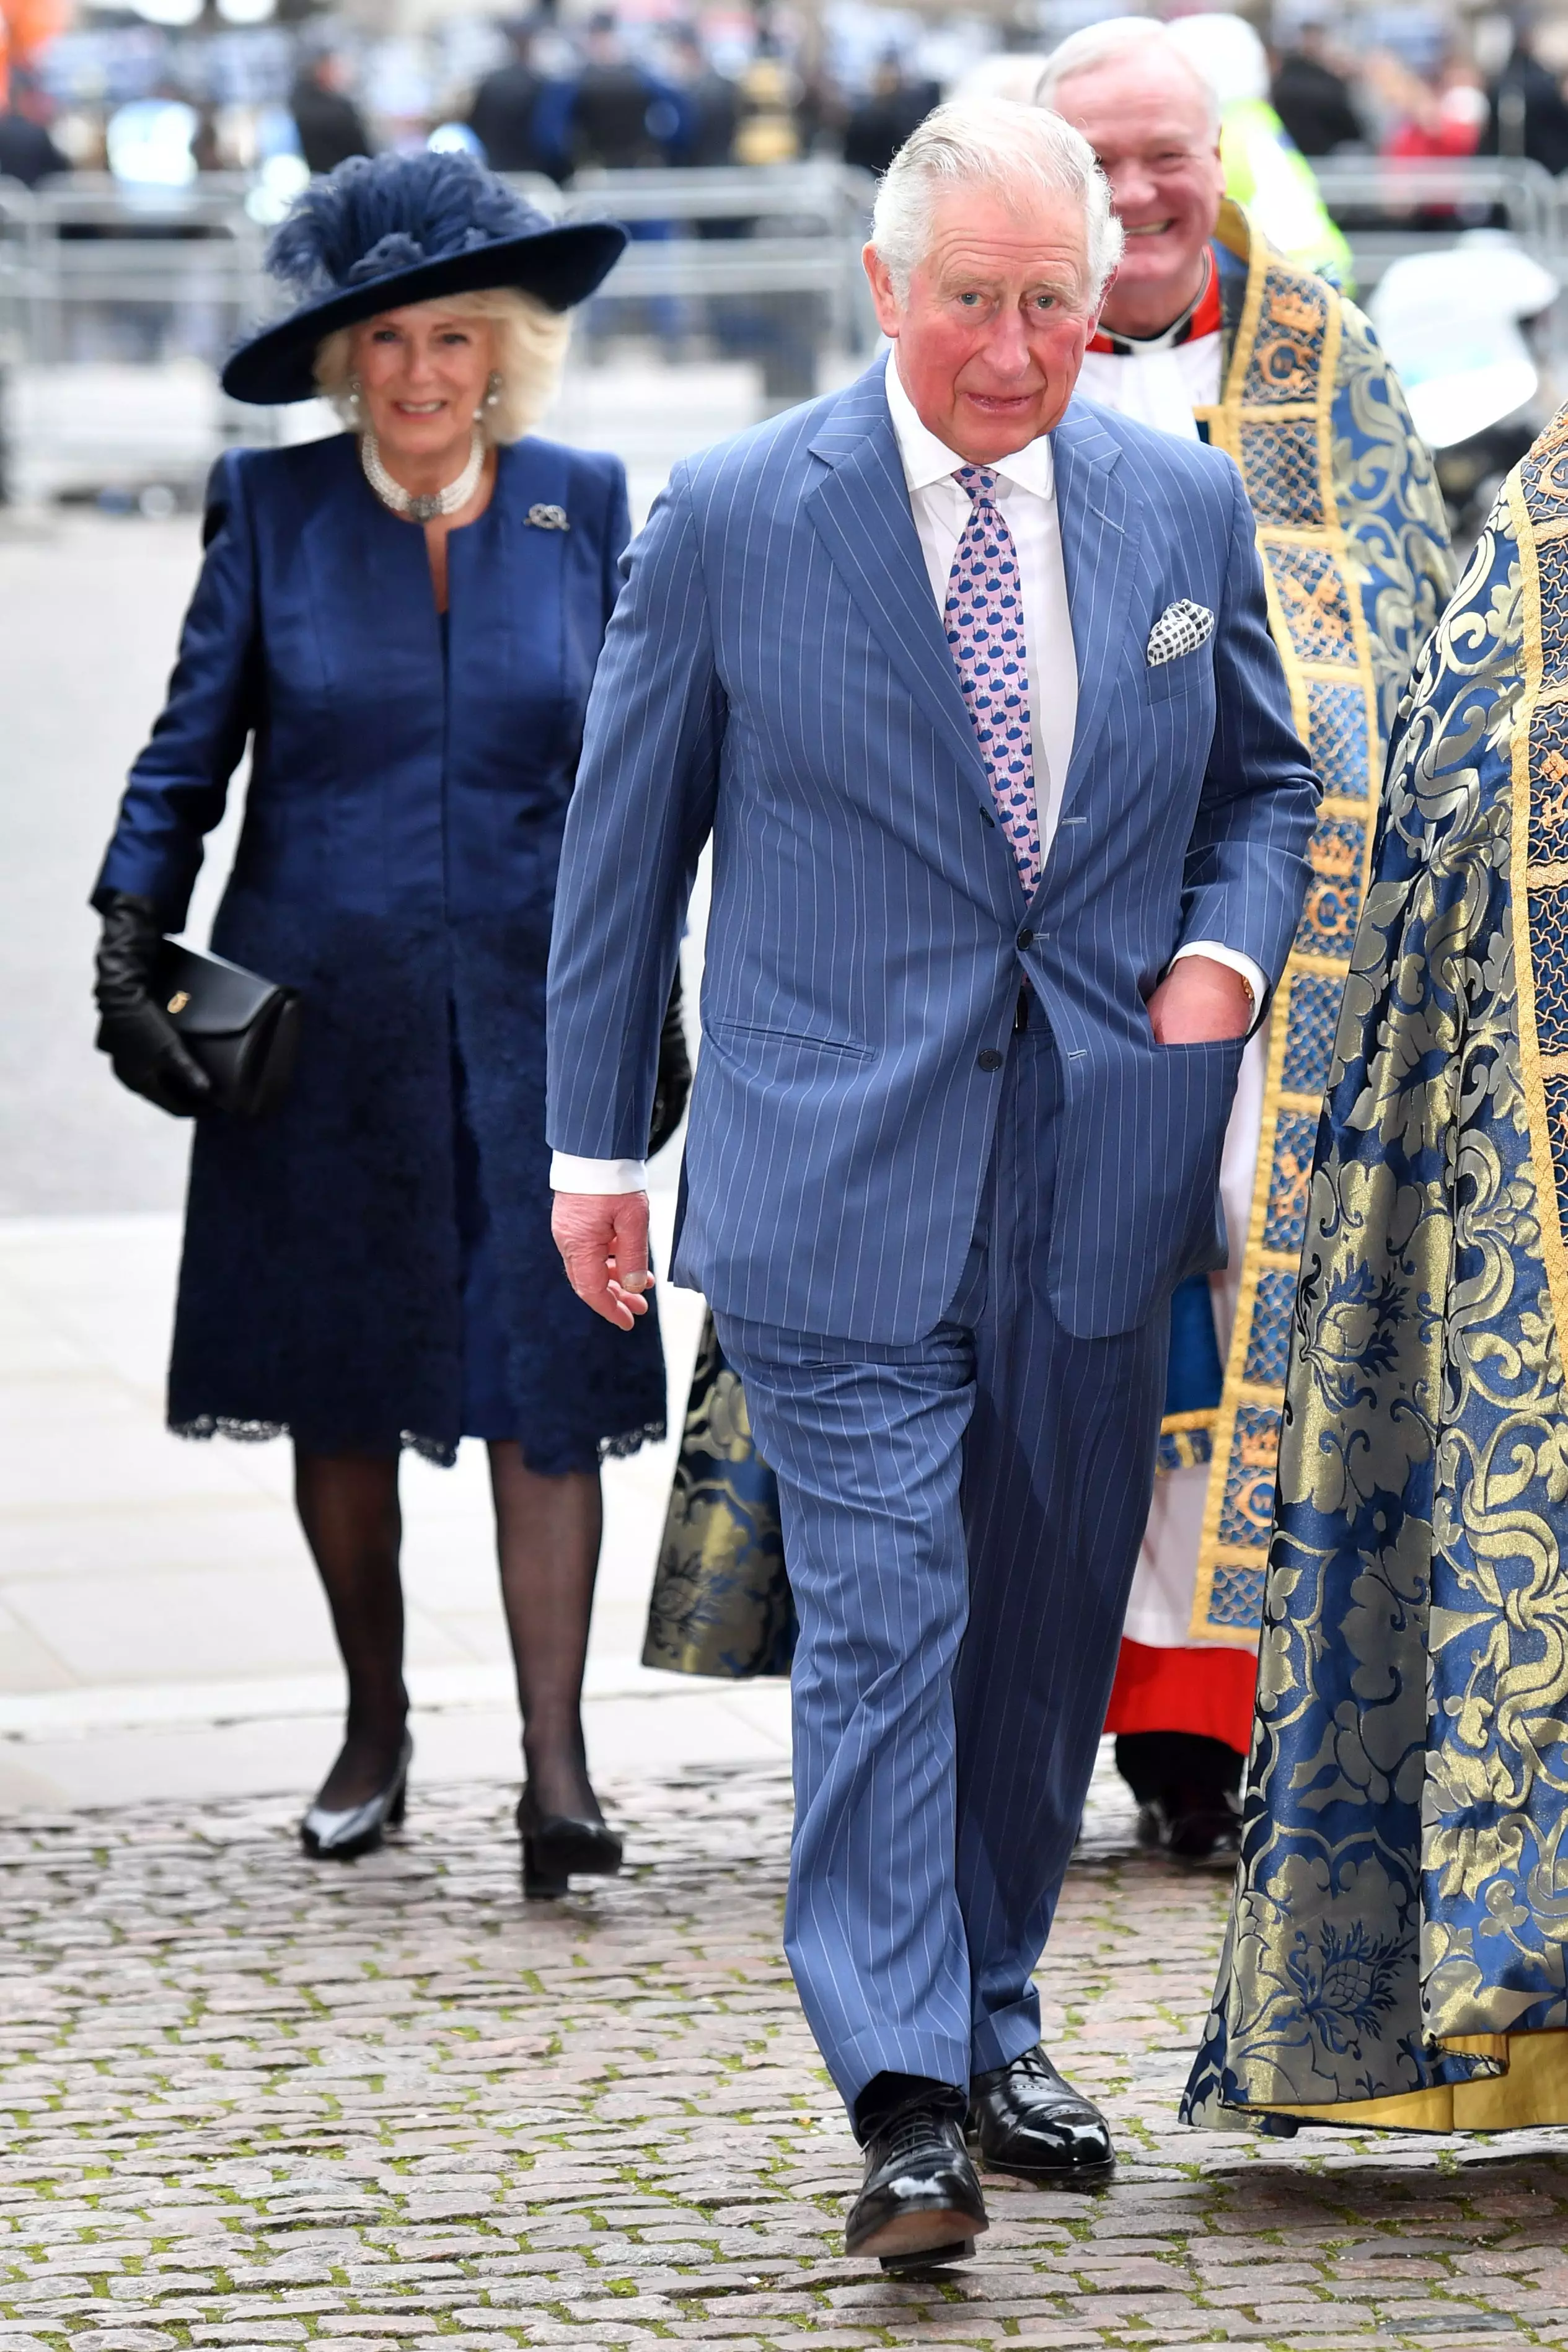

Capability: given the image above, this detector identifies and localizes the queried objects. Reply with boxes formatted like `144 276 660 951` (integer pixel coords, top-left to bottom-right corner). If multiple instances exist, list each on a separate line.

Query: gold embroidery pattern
642 1313 793 1678
1185 432 1568 2130
1513 412 1568 1383
1186 206 1453 1643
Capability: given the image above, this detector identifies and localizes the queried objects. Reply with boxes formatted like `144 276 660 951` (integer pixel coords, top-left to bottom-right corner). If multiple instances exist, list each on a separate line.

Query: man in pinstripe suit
547 100 1316 2267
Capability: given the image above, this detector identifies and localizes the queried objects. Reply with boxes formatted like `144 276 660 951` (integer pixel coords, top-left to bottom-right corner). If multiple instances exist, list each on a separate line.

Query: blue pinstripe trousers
718 1020 1168 2112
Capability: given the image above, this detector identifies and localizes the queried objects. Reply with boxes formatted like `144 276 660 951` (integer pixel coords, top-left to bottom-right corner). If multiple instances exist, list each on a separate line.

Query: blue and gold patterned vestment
1181 204 1453 1647
1184 407 1568 2133
643 1313 792 1678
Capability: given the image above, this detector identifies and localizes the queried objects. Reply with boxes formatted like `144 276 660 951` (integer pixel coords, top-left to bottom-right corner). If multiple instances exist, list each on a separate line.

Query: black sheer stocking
488 1443 603 1821
294 1448 408 1810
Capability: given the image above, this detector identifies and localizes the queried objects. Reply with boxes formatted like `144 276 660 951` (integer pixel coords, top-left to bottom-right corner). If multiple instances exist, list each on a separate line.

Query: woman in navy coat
90 154 677 1890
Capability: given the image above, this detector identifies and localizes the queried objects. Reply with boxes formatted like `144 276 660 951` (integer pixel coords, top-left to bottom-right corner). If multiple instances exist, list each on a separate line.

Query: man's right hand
552 1190 653 1329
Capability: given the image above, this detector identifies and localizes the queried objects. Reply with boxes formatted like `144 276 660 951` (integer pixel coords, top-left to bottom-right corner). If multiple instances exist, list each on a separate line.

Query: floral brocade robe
1184 412 1568 2131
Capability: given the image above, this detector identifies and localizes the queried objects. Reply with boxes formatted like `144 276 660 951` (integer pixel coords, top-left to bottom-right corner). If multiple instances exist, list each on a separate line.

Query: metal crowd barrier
535 163 878 364
2 152 1567 501
0 162 879 503
1312 154 1564 289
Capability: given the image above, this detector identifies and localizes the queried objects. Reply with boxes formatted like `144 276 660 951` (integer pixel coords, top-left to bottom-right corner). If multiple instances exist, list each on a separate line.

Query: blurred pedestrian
1168 11 1352 284
668 22 738 167
733 25 801 166
0 73 69 185
1480 21 1568 174
1269 18 1363 156
469 19 563 180
189 104 222 175
1039 15 1453 1857
569 12 680 170
290 48 373 178
90 153 679 1895
842 54 937 177
1376 52 1486 162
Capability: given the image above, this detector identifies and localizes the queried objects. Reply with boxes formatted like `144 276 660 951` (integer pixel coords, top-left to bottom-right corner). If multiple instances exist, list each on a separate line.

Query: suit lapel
805 368 993 801
1052 400 1138 824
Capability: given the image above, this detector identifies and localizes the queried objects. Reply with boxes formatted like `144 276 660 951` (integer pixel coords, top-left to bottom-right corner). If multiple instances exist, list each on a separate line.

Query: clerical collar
1089 247 1220 358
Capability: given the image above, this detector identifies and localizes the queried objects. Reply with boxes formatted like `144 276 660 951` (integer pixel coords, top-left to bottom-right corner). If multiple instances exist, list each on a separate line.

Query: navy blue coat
95 429 666 1468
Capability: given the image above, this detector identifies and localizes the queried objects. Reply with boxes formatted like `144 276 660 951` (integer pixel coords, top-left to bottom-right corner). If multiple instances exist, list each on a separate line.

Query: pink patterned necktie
944 464 1040 894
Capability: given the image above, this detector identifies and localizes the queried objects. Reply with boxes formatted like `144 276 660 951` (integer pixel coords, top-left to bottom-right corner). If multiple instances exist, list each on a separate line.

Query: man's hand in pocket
1147 956 1253 1044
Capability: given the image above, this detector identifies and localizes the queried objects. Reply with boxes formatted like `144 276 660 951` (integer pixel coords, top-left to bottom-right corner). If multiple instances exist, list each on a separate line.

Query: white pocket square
1146 600 1215 666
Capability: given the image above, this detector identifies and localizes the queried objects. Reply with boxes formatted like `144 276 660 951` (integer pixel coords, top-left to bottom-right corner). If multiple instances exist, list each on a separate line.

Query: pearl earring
484 371 502 408
346 374 363 412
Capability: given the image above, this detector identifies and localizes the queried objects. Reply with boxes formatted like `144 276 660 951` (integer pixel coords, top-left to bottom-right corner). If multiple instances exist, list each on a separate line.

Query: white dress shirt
551 352 1262 1196
1078 332 1222 443
883 353 1079 860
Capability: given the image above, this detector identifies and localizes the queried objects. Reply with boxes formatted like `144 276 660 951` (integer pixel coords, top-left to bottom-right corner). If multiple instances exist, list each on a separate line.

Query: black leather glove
648 968 692 1156
94 891 213 1118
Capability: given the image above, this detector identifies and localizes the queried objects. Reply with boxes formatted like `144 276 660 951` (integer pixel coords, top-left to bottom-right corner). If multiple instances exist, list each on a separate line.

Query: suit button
977 1048 1003 1071
1017 927 1035 949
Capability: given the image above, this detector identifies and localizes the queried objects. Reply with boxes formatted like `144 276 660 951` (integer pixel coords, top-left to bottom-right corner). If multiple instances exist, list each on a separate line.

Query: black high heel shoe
516 1784 623 1898
301 1730 413 1861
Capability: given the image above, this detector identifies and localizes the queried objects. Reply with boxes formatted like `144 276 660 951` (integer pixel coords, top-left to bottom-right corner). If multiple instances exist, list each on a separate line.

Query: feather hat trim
222 151 625 407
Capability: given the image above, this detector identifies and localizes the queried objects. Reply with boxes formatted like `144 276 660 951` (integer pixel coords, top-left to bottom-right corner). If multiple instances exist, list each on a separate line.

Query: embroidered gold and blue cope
643 1313 793 1679
1176 203 1454 1650
1184 404 1568 2133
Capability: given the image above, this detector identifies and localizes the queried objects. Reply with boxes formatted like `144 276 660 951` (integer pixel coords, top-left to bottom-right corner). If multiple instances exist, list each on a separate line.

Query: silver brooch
526 503 570 532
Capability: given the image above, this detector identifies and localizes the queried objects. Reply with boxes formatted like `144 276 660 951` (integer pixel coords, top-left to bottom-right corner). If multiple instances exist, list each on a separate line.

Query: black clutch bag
151 941 302 1121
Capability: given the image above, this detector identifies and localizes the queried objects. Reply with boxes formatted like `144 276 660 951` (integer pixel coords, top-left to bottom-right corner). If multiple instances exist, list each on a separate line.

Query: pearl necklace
361 426 485 525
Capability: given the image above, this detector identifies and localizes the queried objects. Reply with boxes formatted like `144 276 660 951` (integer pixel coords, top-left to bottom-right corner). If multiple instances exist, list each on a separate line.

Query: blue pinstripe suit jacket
546 358 1317 1343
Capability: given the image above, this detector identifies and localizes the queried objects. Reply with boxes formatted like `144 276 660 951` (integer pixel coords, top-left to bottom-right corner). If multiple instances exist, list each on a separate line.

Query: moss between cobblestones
0 1766 1566 2350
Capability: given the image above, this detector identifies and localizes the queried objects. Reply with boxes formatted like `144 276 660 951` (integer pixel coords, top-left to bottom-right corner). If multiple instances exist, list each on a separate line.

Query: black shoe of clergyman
967 2045 1116 2187
1165 1787 1243 1865
844 2096 989 2270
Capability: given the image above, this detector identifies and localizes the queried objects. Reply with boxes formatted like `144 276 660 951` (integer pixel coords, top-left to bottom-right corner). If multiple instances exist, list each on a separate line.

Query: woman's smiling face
350 302 496 471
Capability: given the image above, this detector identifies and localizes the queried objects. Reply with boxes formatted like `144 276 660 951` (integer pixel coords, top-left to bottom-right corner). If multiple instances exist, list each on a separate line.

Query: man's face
1049 57 1223 330
863 185 1096 464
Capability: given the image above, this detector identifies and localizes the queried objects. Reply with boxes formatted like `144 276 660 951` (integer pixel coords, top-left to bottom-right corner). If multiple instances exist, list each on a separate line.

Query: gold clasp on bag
167 990 190 1015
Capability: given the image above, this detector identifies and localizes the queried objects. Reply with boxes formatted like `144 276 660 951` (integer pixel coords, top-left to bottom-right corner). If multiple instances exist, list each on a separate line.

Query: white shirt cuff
1173 940 1270 1037
550 1153 649 1194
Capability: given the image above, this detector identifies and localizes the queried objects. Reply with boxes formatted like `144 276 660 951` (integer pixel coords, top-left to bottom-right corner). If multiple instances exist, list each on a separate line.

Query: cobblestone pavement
3 1762 1567 2352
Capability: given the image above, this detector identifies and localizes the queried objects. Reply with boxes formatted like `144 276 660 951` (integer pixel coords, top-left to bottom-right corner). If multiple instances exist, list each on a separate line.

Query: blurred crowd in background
4 0 1568 199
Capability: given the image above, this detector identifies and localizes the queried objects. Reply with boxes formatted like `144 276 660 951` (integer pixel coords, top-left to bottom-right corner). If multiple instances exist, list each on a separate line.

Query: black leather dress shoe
301 1731 412 1861
1166 1787 1242 1864
968 2045 1115 2187
844 2094 988 2270
516 1787 623 1898
1136 1789 1243 1864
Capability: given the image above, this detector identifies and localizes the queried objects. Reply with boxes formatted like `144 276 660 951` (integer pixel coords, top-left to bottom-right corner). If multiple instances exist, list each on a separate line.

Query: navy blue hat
221 151 626 407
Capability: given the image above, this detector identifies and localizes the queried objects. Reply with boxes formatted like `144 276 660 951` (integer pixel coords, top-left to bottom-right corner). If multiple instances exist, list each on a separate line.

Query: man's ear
861 242 904 342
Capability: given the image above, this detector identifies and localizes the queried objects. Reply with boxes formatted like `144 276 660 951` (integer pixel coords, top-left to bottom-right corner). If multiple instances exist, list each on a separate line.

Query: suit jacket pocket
1048 1028 1247 1338
1153 1031 1248 1264
705 1017 871 1061
1146 648 1213 704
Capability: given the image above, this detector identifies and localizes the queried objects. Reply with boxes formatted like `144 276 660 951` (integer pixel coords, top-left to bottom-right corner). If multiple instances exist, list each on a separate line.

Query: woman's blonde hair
314 286 572 444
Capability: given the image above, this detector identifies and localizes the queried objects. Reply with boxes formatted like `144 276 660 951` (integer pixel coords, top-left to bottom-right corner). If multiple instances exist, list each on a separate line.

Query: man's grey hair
1034 19 1223 140
870 99 1124 307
